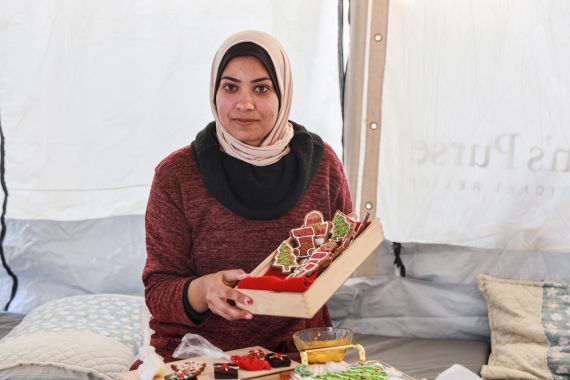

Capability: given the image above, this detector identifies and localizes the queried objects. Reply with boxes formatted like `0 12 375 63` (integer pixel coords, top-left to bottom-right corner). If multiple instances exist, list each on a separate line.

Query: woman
142 30 352 363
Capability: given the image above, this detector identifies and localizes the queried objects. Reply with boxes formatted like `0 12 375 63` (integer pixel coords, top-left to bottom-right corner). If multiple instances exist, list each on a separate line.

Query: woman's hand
188 269 254 321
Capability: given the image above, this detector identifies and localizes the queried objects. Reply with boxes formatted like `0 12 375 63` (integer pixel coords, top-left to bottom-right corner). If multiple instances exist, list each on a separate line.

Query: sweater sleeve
327 145 354 215
334 169 353 216
143 169 206 326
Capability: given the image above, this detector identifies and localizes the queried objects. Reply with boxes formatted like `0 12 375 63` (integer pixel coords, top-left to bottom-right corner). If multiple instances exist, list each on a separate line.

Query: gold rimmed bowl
292 327 354 364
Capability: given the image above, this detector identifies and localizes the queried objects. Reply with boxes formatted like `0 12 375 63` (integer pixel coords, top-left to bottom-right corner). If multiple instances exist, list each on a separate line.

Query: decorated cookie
166 361 206 380
303 210 325 226
164 373 195 380
287 250 333 278
330 210 357 241
170 361 206 376
294 364 313 377
353 211 370 239
291 226 316 259
318 240 338 253
247 348 266 359
213 362 238 379
329 245 345 261
265 352 292 368
287 240 339 278
313 363 388 379
272 240 299 273
311 221 331 245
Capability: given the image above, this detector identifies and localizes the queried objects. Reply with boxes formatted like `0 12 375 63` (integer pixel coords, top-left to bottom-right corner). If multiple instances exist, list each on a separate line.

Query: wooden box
236 218 384 319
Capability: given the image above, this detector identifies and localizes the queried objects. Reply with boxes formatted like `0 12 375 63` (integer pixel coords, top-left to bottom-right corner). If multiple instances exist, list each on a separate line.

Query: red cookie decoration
291 226 316 259
312 221 331 245
231 355 271 371
287 249 333 278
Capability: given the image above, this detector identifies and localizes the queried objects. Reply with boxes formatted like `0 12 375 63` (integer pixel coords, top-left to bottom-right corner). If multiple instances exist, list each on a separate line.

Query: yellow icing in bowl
293 327 353 364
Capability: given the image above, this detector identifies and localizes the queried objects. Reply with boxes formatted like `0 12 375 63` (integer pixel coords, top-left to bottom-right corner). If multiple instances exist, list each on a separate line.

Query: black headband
214 42 281 106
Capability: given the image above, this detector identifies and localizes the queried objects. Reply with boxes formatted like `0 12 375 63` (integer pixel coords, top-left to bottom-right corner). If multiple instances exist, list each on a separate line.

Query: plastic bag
173 333 231 360
136 305 165 380
435 364 482 380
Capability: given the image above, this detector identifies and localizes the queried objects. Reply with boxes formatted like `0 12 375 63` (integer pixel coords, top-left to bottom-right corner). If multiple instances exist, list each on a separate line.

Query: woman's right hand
188 269 254 321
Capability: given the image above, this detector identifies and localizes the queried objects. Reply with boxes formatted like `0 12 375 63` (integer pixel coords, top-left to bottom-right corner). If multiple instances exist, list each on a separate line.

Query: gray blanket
0 312 24 340
345 334 490 380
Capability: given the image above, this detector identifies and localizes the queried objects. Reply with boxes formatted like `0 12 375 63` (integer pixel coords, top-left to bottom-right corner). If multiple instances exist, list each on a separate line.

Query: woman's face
215 56 279 147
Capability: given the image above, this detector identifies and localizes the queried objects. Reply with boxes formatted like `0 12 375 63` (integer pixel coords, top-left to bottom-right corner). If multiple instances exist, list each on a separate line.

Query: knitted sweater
143 143 353 362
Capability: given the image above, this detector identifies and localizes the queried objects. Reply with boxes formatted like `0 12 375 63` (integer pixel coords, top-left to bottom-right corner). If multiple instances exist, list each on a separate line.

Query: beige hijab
210 30 294 166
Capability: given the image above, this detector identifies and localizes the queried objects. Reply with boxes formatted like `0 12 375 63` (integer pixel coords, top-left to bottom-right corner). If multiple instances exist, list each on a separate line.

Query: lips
232 118 258 126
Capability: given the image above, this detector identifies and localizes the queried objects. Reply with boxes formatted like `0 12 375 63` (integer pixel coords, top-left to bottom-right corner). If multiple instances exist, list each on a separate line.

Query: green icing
294 364 313 376
331 213 351 239
313 364 387 379
275 241 297 270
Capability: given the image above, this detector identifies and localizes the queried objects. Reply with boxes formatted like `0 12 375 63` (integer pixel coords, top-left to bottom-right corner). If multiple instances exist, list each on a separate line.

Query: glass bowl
292 327 354 363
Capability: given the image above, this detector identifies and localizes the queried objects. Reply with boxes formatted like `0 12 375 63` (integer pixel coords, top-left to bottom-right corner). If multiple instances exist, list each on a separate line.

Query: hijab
210 30 294 166
191 30 325 220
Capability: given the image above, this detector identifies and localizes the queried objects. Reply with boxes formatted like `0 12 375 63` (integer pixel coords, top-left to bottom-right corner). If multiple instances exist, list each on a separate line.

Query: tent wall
0 1 344 313
335 0 570 340
1 0 570 345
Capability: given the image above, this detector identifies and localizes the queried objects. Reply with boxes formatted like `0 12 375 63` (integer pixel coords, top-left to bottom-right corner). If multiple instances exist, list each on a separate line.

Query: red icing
231 355 271 371
220 363 231 371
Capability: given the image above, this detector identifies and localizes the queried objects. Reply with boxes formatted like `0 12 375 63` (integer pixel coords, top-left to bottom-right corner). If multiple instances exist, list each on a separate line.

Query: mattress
1 311 488 380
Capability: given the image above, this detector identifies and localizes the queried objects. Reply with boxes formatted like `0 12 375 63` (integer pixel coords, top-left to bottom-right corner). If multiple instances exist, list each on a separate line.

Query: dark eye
255 85 269 93
223 83 237 91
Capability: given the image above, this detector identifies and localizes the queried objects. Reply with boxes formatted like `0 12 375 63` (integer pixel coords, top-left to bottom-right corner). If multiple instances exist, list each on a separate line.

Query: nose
236 92 255 111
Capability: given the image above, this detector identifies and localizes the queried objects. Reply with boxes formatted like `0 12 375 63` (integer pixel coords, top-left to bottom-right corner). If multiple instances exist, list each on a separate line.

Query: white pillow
0 294 144 380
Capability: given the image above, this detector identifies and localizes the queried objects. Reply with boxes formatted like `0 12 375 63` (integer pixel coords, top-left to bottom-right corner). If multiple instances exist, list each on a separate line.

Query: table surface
122 346 417 380
121 346 296 380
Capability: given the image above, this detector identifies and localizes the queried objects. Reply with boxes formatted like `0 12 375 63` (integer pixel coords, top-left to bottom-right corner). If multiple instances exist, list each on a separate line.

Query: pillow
0 294 144 380
478 274 570 380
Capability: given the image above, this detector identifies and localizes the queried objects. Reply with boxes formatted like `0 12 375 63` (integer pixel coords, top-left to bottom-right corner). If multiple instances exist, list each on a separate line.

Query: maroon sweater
143 143 352 363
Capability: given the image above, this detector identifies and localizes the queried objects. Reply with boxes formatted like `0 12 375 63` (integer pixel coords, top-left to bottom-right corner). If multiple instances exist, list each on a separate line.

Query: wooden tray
236 218 384 318
121 346 297 380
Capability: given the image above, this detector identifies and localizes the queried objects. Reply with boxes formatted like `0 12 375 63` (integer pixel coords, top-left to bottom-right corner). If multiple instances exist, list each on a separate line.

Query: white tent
0 0 344 312
1 0 570 378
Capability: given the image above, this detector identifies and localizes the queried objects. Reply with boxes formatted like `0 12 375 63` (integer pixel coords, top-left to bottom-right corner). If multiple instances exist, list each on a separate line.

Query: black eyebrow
251 77 272 83
220 76 240 83
220 76 271 84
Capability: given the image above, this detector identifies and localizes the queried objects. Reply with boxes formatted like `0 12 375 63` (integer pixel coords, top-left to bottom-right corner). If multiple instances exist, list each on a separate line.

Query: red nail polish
246 298 253 305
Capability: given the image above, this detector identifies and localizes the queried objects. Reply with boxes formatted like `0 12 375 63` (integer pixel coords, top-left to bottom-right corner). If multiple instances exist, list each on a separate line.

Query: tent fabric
329 241 570 340
0 216 145 313
0 1 344 313
378 0 570 251
2 0 570 350
0 0 343 221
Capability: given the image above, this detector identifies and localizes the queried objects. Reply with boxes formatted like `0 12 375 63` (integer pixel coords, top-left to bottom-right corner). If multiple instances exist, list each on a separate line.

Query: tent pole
343 0 390 277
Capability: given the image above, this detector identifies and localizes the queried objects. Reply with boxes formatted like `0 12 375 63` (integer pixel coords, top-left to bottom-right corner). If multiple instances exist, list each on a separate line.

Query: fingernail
245 298 253 305
246 314 253 319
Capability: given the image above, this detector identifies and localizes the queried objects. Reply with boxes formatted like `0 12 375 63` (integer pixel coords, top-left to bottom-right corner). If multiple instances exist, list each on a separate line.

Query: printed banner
379 0 570 251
